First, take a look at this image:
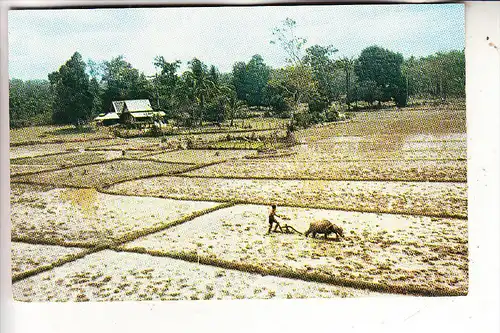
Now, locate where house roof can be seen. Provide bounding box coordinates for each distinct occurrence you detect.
[95,112,120,121]
[125,100,153,112]
[111,101,126,114]
[111,99,153,114]
[129,111,165,118]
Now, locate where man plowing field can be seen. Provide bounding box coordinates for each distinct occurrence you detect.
[266,205,344,239]
[267,204,302,235]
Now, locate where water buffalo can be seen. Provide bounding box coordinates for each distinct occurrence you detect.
[304,219,344,239]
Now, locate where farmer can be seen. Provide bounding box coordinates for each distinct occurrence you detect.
[267,204,283,234]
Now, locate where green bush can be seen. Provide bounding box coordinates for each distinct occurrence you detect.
[293,113,313,129]
[308,97,329,115]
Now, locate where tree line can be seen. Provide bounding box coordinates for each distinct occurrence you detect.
[9,19,465,129]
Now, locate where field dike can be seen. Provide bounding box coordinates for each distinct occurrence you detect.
[10,155,235,189]
[162,126,286,136]
[99,187,468,220]
[10,150,76,163]
[112,246,466,297]
[11,236,97,249]
[12,245,110,283]
[100,159,235,188]
[175,173,466,184]
[12,202,236,283]
[10,136,114,147]
[120,156,197,165]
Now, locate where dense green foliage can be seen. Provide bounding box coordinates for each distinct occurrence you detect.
[403,50,465,100]
[9,20,465,129]
[48,52,96,126]
[231,55,270,108]
[354,46,407,106]
[303,45,339,104]
[9,79,53,128]
[100,56,153,114]
[152,56,181,112]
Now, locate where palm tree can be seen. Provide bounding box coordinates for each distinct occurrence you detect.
[224,89,246,127]
[337,57,355,110]
[185,58,217,126]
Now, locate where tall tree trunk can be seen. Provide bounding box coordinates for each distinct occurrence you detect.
[199,94,204,126]
[345,66,350,110]
[406,75,409,106]
[155,74,160,109]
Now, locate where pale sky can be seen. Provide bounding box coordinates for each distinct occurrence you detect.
[8,4,464,81]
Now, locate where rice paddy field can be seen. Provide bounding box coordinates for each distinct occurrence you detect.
[10,104,468,301]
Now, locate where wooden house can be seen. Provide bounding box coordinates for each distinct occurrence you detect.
[95,99,165,125]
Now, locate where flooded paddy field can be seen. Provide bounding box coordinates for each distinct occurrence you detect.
[10,184,220,246]
[184,159,466,182]
[10,164,60,176]
[282,145,466,162]
[11,242,87,276]
[119,204,467,295]
[140,149,257,164]
[12,250,377,301]
[107,176,467,218]
[9,138,127,159]
[10,105,468,300]
[11,150,123,167]
[11,159,195,188]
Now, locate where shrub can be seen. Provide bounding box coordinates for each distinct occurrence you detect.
[149,123,163,137]
[308,96,329,115]
[293,113,313,129]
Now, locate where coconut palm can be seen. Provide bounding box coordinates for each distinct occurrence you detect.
[184,58,216,126]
